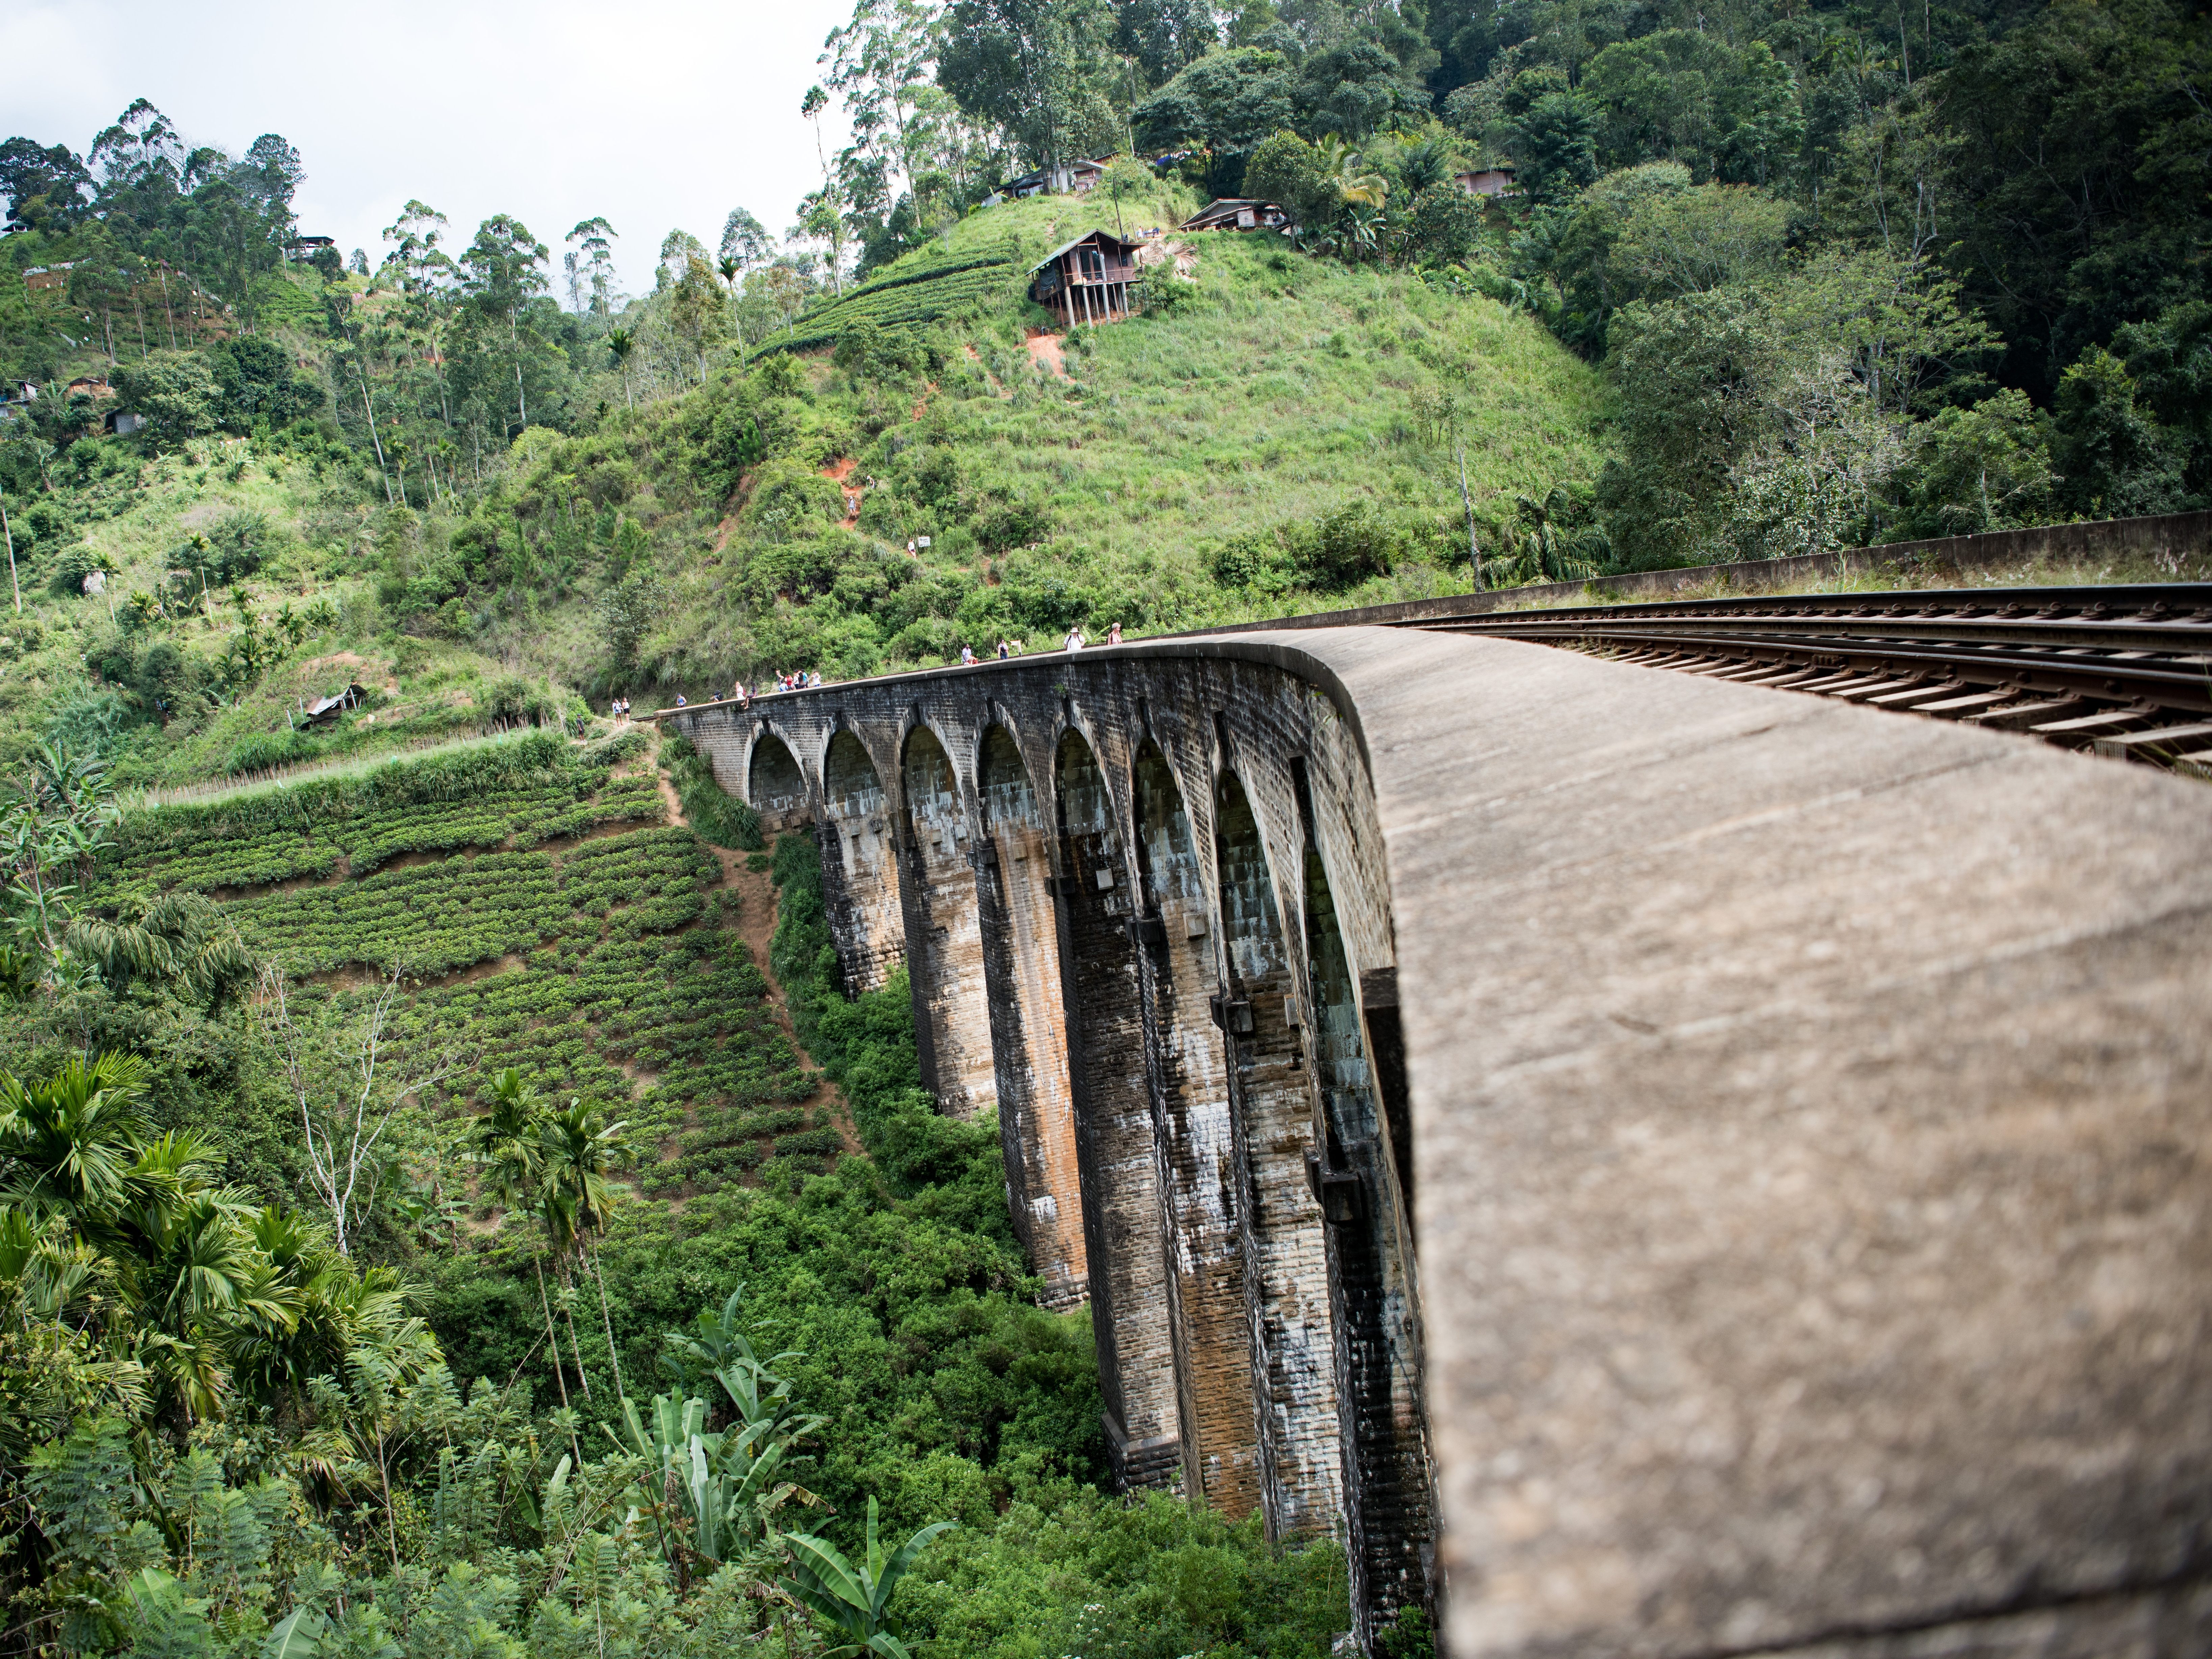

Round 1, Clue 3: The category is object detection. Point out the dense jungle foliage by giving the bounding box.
[0,727,1372,1659]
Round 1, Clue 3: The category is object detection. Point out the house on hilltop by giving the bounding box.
[1029,229,1140,327]
[1181,199,1288,232]
[1002,157,1112,198]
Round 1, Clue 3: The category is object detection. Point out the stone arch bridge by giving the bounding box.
[660,625,2212,1659]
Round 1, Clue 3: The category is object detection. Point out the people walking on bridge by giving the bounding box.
[961,644,977,665]
[1065,626,1086,652]
[1107,621,1122,645]
[996,639,1010,659]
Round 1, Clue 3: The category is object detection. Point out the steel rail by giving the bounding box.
[1400,583,2212,775]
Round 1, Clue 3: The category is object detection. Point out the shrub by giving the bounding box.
[661,730,764,850]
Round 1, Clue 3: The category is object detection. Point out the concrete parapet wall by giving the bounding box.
[1184,509,2212,629]
[665,621,2212,1658]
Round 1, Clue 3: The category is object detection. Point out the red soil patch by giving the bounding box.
[1024,329,1068,379]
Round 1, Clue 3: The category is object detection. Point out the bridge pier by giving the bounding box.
[819,730,902,992]
[975,721,1089,1306]
[898,723,998,1117]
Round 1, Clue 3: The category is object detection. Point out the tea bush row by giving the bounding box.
[108,738,662,898]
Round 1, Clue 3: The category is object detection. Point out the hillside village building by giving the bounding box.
[1029,230,1139,327]
[1181,199,1290,232]
[1453,165,1517,197]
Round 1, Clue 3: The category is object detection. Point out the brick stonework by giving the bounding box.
[900,724,999,1117]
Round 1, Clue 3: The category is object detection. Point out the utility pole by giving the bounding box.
[1456,435,1483,592]
[0,496,18,613]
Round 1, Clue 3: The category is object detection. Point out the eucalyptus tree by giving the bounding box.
[719,207,774,277]
[457,214,552,436]
[566,216,619,329]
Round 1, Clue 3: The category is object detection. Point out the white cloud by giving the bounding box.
[0,0,853,294]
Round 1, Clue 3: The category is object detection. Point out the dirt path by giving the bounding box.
[819,455,864,529]
[652,734,865,1156]
[1024,328,1068,379]
[964,343,1009,398]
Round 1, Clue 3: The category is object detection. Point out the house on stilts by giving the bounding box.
[1029,230,1140,327]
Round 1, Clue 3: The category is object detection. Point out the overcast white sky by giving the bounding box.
[1,0,856,296]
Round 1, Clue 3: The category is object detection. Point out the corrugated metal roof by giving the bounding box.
[1028,229,1141,274]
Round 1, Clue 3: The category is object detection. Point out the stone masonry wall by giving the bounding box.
[672,645,1431,1647]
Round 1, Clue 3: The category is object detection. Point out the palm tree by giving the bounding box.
[718,254,740,292]
[473,1068,575,1421]
[1397,136,1454,196]
[541,1097,632,1404]
[0,1052,154,1219]
[607,329,636,410]
[1314,135,1390,210]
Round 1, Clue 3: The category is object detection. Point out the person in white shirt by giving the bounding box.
[1065,627,1085,652]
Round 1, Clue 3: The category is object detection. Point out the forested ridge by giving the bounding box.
[0,0,2204,1653]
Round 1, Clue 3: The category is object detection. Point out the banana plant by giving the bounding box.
[780,1497,954,1659]
[617,1382,822,1572]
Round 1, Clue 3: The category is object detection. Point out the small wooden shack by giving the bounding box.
[304,684,367,726]
[1029,230,1140,327]
[1453,166,1517,198]
[1180,199,1288,232]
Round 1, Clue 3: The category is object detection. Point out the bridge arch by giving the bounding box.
[746,728,808,832]
[659,622,2212,1659]
[898,721,995,1118]
[1053,724,1181,1487]
[817,729,901,992]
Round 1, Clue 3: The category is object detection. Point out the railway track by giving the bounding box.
[1403,583,2212,779]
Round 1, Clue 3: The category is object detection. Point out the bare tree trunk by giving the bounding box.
[534,1251,576,1429]
[590,1248,627,1405]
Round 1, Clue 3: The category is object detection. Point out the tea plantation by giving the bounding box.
[105,728,832,1198]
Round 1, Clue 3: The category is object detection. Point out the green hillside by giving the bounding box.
[0,180,1612,782]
